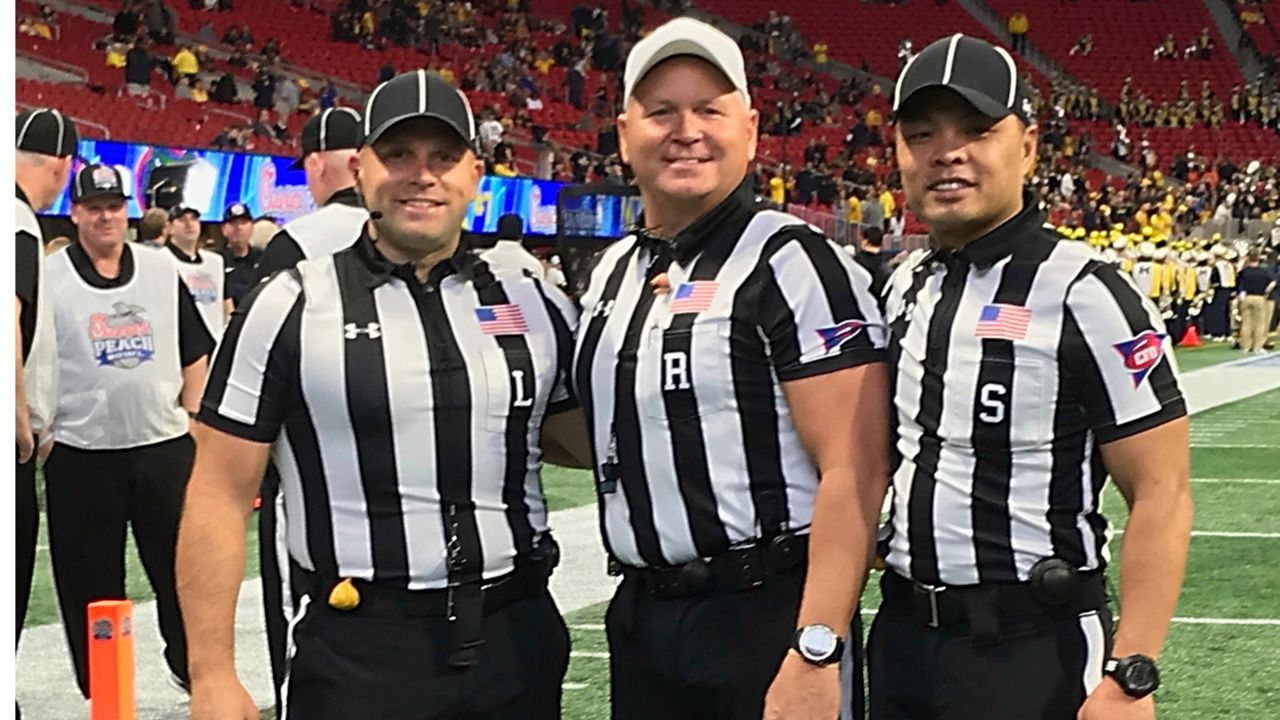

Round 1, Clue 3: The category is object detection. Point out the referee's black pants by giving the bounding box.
[607,567,865,720]
[16,455,38,646]
[284,583,568,719]
[868,572,1114,720]
[44,435,194,697]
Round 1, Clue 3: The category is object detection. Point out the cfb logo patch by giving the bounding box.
[816,319,866,353]
[1112,331,1166,388]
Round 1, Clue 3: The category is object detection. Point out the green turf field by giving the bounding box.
[1172,341,1251,373]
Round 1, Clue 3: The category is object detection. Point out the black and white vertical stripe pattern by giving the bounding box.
[574,211,886,568]
[199,243,577,589]
[880,235,1186,586]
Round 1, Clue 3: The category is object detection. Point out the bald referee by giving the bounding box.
[575,18,889,720]
[178,71,587,720]
[871,35,1191,720]
[15,109,77,671]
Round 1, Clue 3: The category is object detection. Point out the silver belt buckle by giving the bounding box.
[914,582,947,628]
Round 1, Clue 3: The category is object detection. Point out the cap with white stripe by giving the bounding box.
[892,34,1035,125]
[361,70,476,149]
[16,107,80,158]
[291,107,362,169]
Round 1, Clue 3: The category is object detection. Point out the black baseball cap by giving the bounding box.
[290,107,362,169]
[71,163,129,203]
[893,34,1035,125]
[223,202,253,222]
[16,107,80,158]
[168,203,201,220]
[362,70,476,148]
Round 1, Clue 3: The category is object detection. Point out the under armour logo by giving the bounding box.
[343,322,382,339]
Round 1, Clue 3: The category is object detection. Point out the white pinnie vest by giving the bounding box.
[16,197,58,434]
[170,247,226,343]
[46,244,188,449]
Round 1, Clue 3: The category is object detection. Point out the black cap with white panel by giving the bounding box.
[290,107,363,169]
[71,163,130,203]
[893,34,1036,125]
[361,70,476,149]
[16,107,80,158]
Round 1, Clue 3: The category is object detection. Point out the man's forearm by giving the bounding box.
[1112,484,1193,658]
[176,479,252,681]
[181,359,208,413]
[794,466,884,632]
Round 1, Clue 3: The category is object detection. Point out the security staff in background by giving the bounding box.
[573,19,890,720]
[43,163,214,697]
[245,106,370,718]
[221,201,263,307]
[166,202,232,342]
[177,70,589,720]
[480,212,546,278]
[15,108,77,664]
[252,107,368,283]
[873,35,1192,720]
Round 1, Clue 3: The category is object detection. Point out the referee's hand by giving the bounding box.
[190,674,258,720]
[763,651,840,720]
[1077,677,1154,720]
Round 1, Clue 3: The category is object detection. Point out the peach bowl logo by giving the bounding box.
[186,272,219,305]
[90,302,156,369]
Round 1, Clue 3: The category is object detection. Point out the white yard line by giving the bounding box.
[570,651,611,659]
[1191,478,1280,485]
[1114,530,1280,539]
[1171,617,1280,626]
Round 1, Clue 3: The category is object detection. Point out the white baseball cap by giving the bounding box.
[622,17,750,107]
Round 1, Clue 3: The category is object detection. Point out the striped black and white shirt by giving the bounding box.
[251,187,368,287]
[573,181,887,569]
[879,201,1186,587]
[198,231,578,589]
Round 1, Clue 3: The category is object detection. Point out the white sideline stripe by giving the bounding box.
[1190,444,1277,449]
[1191,478,1280,485]
[570,651,610,659]
[1172,617,1280,626]
[563,682,590,690]
[569,623,606,631]
[1113,530,1280,539]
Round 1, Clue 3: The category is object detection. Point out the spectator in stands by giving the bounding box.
[1154,32,1178,60]
[1007,11,1029,54]
[106,39,131,69]
[319,80,338,110]
[251,109,281,142]
[597,118,619,157]
[1193,27,1215,60]
[862,182,886,230]
[190,78,209,103]
[492,143,519,177]
[125,39,154,96]
[171,43,199,83]
[275,76,301,121]
[175,75,194,100]
[252,67,276,109]
[1069,34,1093,57]
[211,69,237,103]
[114,2,140,41]
[144,0,176,46]
[377,61,395,84]
[888,206,905,246]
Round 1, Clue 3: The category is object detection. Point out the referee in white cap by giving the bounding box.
[871,35,1191,720]
[178,70,587,720]
[574,17,890,720]
[14,108,77,688]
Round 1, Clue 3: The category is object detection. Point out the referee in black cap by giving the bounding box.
[871,34,1191,720]
[253,107,368,283]
[248,106,370,719]
[177,70,588,720]
[15,108,77,681]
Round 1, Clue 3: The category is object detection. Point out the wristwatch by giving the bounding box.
[1103,654,1160,698]
[791,624,844,667]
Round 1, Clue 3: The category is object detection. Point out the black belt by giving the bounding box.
[297,535,559,667]
[610,533,808,598]
[880,560,1107,641]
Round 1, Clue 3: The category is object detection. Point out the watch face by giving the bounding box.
[1125,662,1159,693]
[799,626,838,659]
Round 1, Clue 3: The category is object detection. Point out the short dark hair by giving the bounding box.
[863,226,885,248]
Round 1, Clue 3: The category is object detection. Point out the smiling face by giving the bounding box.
[895,87,1037,246]
[618,56,758,231]
[71,196,129,250]
[352,117,484,260]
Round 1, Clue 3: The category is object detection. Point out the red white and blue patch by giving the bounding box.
[816,319,866,352]
[1112,331,1167,388]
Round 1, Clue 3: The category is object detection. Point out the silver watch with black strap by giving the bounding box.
[791,624,844,666]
